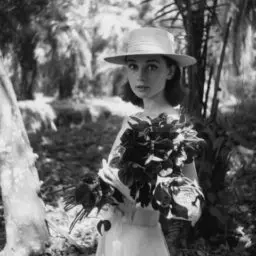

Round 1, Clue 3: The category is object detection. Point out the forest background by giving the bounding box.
[0,0,256,255]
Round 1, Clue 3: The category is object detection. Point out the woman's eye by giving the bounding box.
[128,64,137,70]
[147,64,158,71]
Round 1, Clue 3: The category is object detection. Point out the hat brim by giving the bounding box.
[104,53,197,67]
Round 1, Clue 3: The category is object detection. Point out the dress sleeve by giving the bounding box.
[182,161,199,182]
[98,159,135,202]
[108,116,129,163]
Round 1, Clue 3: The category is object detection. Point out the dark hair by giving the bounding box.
[121,56,184,107]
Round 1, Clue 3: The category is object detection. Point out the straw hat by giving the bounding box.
[104,27,196,67]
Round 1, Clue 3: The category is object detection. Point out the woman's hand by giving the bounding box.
[170,176,204,226]
[153,175,204,226]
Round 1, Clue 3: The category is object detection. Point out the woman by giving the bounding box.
[96,27,203,256]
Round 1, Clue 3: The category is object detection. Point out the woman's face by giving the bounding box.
[125,55,173,100]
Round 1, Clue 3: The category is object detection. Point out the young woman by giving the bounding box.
[96,27,204,256]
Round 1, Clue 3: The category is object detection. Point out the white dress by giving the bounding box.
[96,199,170,256]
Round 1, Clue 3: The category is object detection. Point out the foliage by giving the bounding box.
[64,171,122,233]
[191,114,246,243]
[0,0,50,100]
[35,0,94,98]
[30,0,157,99]
[18,99,57,134]
[224,73,256,101]
[0,0,49,48]
[228,0,256,76]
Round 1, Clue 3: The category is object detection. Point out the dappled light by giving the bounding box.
[0,0,256,256]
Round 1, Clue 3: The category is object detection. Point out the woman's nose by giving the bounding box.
[137,67,146,81]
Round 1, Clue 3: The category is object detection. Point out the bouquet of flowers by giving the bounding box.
[64,113,205,233]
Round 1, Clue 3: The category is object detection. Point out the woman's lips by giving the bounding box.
[136,85,149,90]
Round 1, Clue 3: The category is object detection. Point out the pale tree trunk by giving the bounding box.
[231,0,249,76]
[240,24,254,73]
[0,56,49,255]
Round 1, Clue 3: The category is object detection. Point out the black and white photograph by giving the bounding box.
[0,0,255,255]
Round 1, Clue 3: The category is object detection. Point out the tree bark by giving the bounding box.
[231,0,249,76]
[0,56,49,256]
[58,54,76,99]
[58,71,74,99]
[175,0,207,117]
[17,28,37,100]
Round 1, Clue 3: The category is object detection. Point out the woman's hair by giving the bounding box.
[121,56,184,107]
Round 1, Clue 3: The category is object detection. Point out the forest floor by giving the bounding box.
[0,96,256,256]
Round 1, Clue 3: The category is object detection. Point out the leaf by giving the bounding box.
[159,168,173,177]
[171,200,189,220]
[97,220,111,236]
[145,154,163,164]
[209,206,227,224]
[196,250,206,256]
[206,192,216,204]
[74,183,94,205]
[213,136,225,156]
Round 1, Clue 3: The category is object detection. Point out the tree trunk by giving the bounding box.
[231,0,249,76]
[58,72,74,99]
[175,0,206,117]
[186,8,205,116]
[17,29,38,100]
[0,56,49,256]
[240,23,254,72]
[58,54,76,99]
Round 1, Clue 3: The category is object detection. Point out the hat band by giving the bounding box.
[125,41,174,55]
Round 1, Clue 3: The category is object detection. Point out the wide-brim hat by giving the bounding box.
[104,27,197,67]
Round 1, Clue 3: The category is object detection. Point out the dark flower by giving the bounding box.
[153,183,172,208]
[144,160,162,176]
[118,162,146,186]
[74,183,98,209]
[136,182,152,207]
[64,172,123,232]
[161,159,173,172]
[73,173,102,209]
[170,201,189,219]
